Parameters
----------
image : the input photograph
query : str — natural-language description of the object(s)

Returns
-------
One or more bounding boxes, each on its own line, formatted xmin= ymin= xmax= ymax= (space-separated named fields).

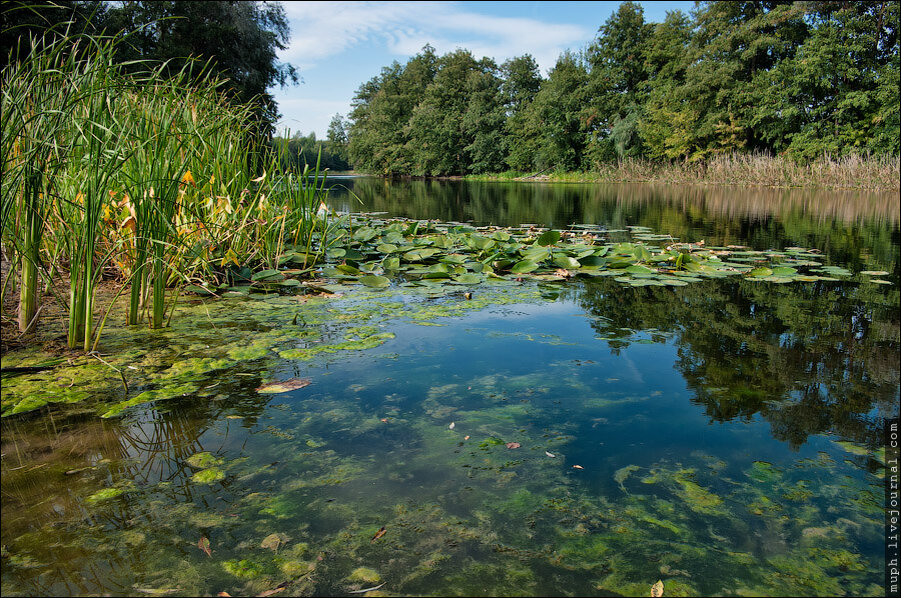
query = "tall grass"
xmin=467 ymin=153 xmax=900 ymax=191
xmin=1 ymin=31 xmax=337 ymax=350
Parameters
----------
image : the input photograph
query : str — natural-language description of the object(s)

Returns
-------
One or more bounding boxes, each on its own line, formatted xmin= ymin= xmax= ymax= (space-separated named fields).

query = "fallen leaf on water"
xmin=198 ymin=535 xmax=212 ymax=557
xmin=505 ymin=442 xmax=521 ymax=449
xmin=380 ymin=418 xmax=388 ymax=423
xmin=572 ymin=465 xmax=584 ymax=470
xmin=464 ymin=435 xmax=470 ymax=440
xmin=217 ymin=593 xmax=232 ymax=597
xmin=448 ymin=421 xmax=455 ymax=429
xmin=370 ymin=526 xmax=387 ymax=543
xmin=651 ymin=579 xmax=664 ymax=597
xmin=545 ymin=451 xmax=556 ymax=458
xmin=256 ymin=378 xmax=312 ymax=394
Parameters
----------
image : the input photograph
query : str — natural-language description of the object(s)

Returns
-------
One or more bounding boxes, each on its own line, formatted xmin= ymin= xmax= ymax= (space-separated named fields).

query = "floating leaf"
xmin=370 ymin=526 xmax=387 ymax=543
xmin=860 ymin=270 xmax=889 ymax=276
xmin=448 ymin=422 xmax=455 ymax=429
xmin=536 ymin=230 xmax=561 ymax=246
xmin=572 ymin=465 xmax=584 ymax=470
xmin=553 ymin=255 xmax=580 ymax=270
xmin=511 ymin=260 xmax=539 ymax=274
xmin=252 ymin=269 xmax=284 ymax=281
xmin=651 ymin=579 xmax=664 ymax=597
xmin=747 ymin=267 xmax=773 ymax=277
xmin=198 ymin=536 xmax=212 ymax=557
xmin=257 ymin=378 xmax=312 ymax=394
xmin=545 ymin=451 xmax=556 ymax=458
xmin=359 ymin=275 xmax=391 ymax=289
xmin=505 ymin=442 xmax=521 ymax=449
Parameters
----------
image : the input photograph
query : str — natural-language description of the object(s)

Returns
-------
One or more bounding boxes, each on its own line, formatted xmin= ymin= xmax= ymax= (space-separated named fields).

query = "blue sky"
xmin=271 ymin=1 xmax=695 ymax=138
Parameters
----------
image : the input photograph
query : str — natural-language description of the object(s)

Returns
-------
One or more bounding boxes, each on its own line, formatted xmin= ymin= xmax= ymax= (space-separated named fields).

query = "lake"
xmin=2 ymin=179 xmax=898 ymax=596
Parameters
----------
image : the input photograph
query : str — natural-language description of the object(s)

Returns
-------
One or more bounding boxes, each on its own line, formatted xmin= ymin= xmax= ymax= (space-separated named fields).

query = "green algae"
xmin=186 ymin=451 xmax=224 ymax=469
xmin=191 ymin=467 xmax=225 ymax=484
xmin=85 ymin=487 xmax=125 ymax=503
xmin=347 ymin=567 xmax=381 ymax=584
xmin=613 ymin=464 xmax=640 ymax=491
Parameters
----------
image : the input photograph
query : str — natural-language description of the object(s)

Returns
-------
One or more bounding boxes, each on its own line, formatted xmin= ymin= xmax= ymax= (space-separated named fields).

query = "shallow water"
xmin=2 ymin=181 xmax=898 ymax=596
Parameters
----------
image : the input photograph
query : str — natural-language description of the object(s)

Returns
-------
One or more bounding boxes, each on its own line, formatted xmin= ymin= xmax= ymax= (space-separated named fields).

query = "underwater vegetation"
xmin=1 ymin=210 xmax=894 ymax=595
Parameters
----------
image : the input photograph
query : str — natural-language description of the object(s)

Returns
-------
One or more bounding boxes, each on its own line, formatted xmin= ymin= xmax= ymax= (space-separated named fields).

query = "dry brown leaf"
xmin=370 ymin=526 xmax=387 ymax=543
xmin=505 ymin=442 xmax=521 ymax=449
xmin=257 ymin=378 xmax=312 ymax=394
xmin=651 ymin=579 xmax=664 ymax=597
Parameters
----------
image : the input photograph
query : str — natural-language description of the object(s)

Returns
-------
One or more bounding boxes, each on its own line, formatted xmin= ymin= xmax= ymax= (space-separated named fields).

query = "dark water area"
xmin=2 ymin=180 xmax=898 ymax=596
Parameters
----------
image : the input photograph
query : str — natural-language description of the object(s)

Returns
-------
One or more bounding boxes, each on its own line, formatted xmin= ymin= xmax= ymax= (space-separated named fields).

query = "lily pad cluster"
xmin=317 ymin=217 xmax=889 ymax=290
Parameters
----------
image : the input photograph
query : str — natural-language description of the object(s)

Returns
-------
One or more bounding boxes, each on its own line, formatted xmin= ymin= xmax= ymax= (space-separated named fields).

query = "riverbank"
xmin=463 ymin=153 xmax=900 ymax=192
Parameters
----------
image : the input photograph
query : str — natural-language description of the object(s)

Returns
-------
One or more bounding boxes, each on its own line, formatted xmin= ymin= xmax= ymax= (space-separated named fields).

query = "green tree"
xmin=525 ymin=51 xmax=590 ymax=171
xmin=639 ymin=10 xmax=696 ymax=160
xmin=348 ymin=45 xmax=438 ymax=175
xmin=753 ymin=1 xmax=899 ymax=157
xmin=102 ymin=0 xmax=298 ymax=138
xmin=1 ymin=1 xmax=106 ymax=68
xmin=584 ymin=1 xmax=654 ymax=161
xmin=326 ymin=113 xmax=349 ymax=164
xmin=501 ymin=54 xmax=543 ymax=172
xmin=407 ymin=49 xmax=505 ymax=176
xmin=679 ymin=1 xmax=808 ymax=158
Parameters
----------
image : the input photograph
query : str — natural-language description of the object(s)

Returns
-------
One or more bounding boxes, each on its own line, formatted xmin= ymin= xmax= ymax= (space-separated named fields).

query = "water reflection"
xmin=329 ymin=178 xmax=900 ymax=269
xmin=565 ymin=276 xmax=899 ymax=450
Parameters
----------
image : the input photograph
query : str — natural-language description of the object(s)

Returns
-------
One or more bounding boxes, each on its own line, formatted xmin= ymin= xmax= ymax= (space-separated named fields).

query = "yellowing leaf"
xmin=651 ymin=579 xmax=664 ymax=597
xmin=257 ymin=378 xmax=312 ymax=394
xmin=181 ymin=170 xmax=196 ymax=186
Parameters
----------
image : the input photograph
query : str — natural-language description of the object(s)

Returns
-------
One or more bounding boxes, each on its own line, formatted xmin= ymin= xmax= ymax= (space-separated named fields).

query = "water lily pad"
xmin=536 ymin=230 xmax=561 ymax=246
xmin=747 ymin=267 xmax=773 ymax=277
xmin=511 ymin=260 xmax=539 ymax=274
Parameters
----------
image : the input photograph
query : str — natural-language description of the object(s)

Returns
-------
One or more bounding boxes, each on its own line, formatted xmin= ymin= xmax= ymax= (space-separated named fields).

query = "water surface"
xmin=2 ymin=181 xmax=897 ymax=596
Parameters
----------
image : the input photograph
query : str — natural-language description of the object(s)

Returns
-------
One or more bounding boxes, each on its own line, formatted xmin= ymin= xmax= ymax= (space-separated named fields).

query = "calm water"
xmin=2 ymin=180 xmax=898 ymax=596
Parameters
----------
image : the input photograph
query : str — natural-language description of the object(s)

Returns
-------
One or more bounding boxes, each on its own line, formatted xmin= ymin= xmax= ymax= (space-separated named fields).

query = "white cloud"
xmin=277 ymin=0 xmax=591 ymax=72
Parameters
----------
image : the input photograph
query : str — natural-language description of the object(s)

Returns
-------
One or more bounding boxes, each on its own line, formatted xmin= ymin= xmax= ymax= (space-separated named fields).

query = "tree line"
xmin=345 ymin=1 xmax=899 ymax=176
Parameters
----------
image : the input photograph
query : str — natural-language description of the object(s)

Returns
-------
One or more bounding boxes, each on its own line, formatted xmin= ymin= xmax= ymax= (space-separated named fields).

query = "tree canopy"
xmin=1 ymin=0 xmax=298 ymax=137
xmin=347 ymin=1 xmax=899 ymax=175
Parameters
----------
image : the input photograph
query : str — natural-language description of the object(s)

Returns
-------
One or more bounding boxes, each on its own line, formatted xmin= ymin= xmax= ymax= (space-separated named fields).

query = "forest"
xmin=346 ymin=1 xmax=900 ymax=177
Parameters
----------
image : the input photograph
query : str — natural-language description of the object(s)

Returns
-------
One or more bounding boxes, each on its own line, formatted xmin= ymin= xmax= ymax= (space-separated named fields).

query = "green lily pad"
xmin=747 ymin=267 xmax=773 ymax=277
xmin=536 ymin=230 xmax=561 ymax=246
xmin=511 ymin=260 xmax=539 ymax=274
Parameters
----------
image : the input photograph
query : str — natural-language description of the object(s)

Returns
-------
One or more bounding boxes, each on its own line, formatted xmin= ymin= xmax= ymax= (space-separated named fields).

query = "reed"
xmin=1 ymin=30 xmax=338 ymax=350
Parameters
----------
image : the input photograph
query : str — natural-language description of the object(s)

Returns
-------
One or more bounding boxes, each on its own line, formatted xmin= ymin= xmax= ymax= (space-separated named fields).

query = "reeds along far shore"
xmin=1 ymin=31 xmax=337 ymax=350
